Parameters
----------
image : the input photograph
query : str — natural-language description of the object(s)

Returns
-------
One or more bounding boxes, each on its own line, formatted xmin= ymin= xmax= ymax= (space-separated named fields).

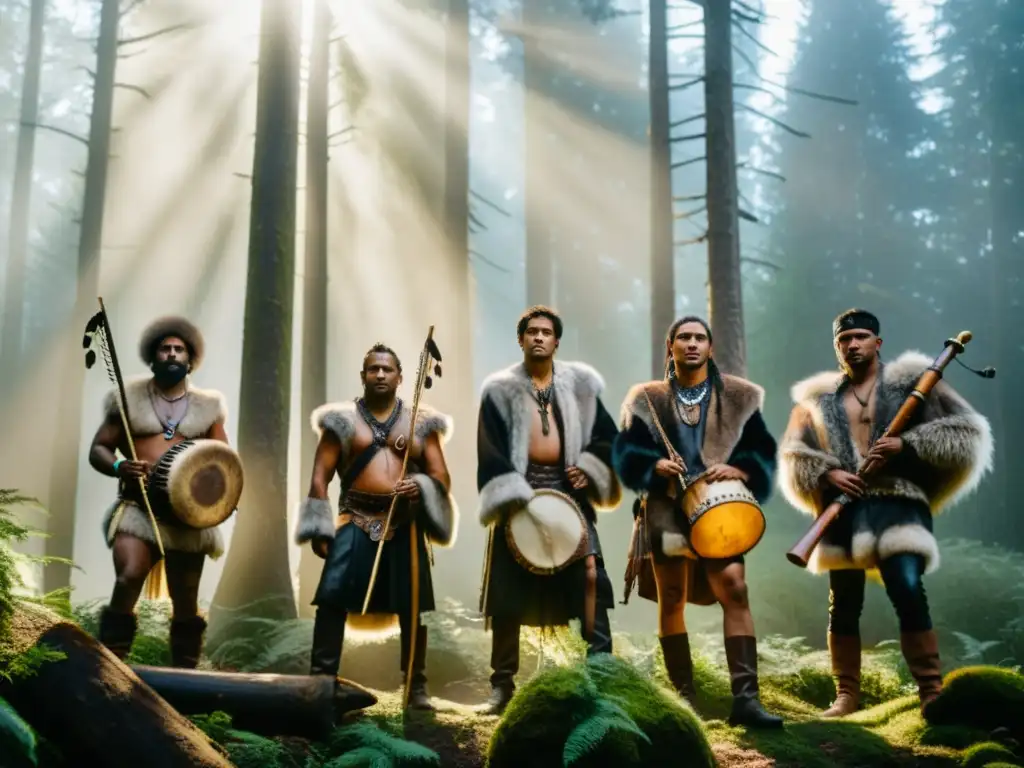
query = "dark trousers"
xmin=828 ymin=553 xmax=932 ymax=636
xmin=310 ymin=605 xmax=428 ymax=682
xmin=489 ymin=606 xmax=613 ymax=691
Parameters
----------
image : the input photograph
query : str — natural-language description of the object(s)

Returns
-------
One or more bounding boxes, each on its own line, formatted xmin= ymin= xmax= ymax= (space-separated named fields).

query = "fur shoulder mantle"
xmin=480 ymin=360 xmax=605 ymax=406
xmin=310 ymin=400 xmax=453 ymax=450
xmin=620 ymin=374 xmax=765 ymax=429
xmin=790 ymin=351 xmax=932 ymax=405
xmin=104 ymin=375 xmax=228 ymax=439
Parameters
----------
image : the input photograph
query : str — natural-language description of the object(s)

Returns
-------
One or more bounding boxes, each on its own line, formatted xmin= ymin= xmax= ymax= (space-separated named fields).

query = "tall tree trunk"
xmin=44 ymin=0 xmax=120 ymax=593
xmin=210 ymin=0 xmax=303 ymax=627
xmin=649 ymin=0 xmax=673 ymax=379
xmin=524 ymin=1 xmax=553 ymax=307
xmin=702 ymin=0 xmax=746 ymax=376
xmin=444 ymin=0 xmax=470 ymax=334
xmin=1 ymin=0 xmax=46 ymax=388
xmin=296 ymin=0 xmax=331 ymax=620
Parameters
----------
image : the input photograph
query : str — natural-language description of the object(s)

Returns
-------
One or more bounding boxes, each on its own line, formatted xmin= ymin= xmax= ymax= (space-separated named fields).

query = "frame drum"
xmin=683 ymin=474 xmax=765 ymax=560
xmin=148 ymin=439 xmax=244 ymax=529
xmin=505 ymin=489 xmax=589 ymax=576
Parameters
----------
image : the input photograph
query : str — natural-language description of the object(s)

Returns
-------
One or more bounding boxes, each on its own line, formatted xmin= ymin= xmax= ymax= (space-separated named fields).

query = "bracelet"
xmin=113 ymin=459 xmax=124 ymax=475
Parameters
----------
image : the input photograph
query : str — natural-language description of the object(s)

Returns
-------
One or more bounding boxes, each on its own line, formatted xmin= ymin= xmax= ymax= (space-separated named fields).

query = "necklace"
xmin=149 ymin=384 xmax=190 ymax=440
xmin=850 ymin=379 xmax=874 ymax=425
xmin=532 ymin=378 xmax=554 ymax=436
xmin=357 ymin=397 xmax=404 ymax=445
xmin=673 ymin=379 xmax=709 ymax=427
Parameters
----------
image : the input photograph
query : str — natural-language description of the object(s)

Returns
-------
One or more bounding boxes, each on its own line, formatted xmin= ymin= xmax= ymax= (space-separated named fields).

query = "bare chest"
xmin=842 ymin=389 xmax=875 ymax=457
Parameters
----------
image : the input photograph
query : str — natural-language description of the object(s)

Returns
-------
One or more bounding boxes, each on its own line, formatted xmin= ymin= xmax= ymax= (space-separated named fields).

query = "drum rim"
xmin=505 ymin=488 xmax=588 ymax=576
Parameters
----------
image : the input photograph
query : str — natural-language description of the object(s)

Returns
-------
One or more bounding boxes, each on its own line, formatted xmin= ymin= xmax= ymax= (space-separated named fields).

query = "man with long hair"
xmin=778 ymin=309 xmax=992 ymax=716
xmin=613 ymin=316 xmax=782 ymax=728
xmin=295 ymin=342 xmax=457 ymax=710
xmin=475 ymin=305 xmax=622 ymax=715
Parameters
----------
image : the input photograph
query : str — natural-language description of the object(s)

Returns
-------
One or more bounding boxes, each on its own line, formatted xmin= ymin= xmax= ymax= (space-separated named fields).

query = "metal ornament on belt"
xmin=368 ymin=519 xmax=385 ymax=542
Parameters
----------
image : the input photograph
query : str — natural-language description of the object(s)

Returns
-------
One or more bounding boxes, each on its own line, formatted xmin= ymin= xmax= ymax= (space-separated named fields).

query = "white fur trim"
xmin=294 ymin=497 xmax=334 ymax=544
xmin=777 ymin=438 xmax=841 ymax=517
xmin=478 ymin=471 xmax=534 ymax=526
xmin=479 ymin=361 xmax=605 ymax=474
xmin=877 ymin=523 xmax=940 ymax=574
xmin=805 ymin=524 xmax=940 ymax=574
xmin=576 ymin=451 xmax=622 ymax=511
xmin=410 ymin=473 xmax=459 ymax=547
xmin=104 ymin=376 xmax=227 ymax=438
xmin=102 ymin=500 xmax=225 ymax=558
xmin=661 ymin=531 xmax=693 ymax=558
xmin=309 ymin=400 xmax=452 ymax=456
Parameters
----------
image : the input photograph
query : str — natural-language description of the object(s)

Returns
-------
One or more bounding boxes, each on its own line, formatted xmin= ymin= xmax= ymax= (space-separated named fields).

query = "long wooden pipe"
xmin=786 ymin=331 xmax=973 ymax=568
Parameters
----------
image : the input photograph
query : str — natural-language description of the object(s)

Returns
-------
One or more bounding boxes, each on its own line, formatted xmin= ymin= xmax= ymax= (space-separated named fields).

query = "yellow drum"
xmin=683 ymin=475 xmax=765 ymax=559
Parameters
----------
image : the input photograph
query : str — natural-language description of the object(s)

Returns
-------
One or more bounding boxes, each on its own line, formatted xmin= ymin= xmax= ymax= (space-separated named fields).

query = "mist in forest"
xmin=0 ymin=0 xmax=1020 ymax=654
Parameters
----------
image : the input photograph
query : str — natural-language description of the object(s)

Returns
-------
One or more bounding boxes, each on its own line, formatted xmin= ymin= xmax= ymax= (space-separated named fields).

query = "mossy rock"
xmin=925 ymin=666 xmax=1024 ymax=738
xmin=981 ymin=763 xmax=1023 ymax=768
xmin=487 ymin=654 xmax=714 ymax=768
xmin=961 ymin=741 xmax=1020 ymax=768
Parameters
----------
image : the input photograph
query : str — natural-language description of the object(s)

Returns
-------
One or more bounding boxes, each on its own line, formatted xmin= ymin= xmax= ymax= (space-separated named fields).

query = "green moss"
xmin=925 ymin=666 xmax=1024 ymax=737
xmin=960 ymin=742 xmax=1019 ymax=768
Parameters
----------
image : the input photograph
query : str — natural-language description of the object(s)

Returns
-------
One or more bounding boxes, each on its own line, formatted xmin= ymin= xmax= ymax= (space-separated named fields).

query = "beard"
xmin=153 ymin=359 xmax=188 ymax=387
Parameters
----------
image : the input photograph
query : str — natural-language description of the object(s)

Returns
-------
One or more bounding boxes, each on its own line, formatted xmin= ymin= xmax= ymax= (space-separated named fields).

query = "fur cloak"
xmin=475 ymin=360 xmax=622 ymax=527
xmin=293 ymin=400 xmax=458 ymax=548
xmin=101 ymin=375 xmax=229 ymax=557
xmin=614 ymin=373 xmax=777 ymax=561
xmin=778 ymin=350 xmax=994 ymax=574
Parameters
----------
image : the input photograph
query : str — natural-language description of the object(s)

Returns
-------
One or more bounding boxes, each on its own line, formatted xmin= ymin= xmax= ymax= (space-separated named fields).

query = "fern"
xmin=562 ymin=698 xmax=650 ymax=767
xmin=326 ymin=747 xmax=394 ymax=768
xmin=328 ymin=720 xmax=440 ymax=765
xmin=0 ymin=694 xmax=37 ymax=767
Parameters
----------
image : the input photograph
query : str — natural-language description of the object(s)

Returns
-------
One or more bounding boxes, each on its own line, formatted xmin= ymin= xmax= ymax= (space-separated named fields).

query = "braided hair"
xmin=664 ymin=315 xmax=724 ymax=423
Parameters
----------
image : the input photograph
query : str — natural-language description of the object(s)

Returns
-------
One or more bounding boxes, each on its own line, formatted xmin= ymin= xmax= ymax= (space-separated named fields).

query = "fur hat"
xmin=138 ymin=316 xmax=205 ymax=372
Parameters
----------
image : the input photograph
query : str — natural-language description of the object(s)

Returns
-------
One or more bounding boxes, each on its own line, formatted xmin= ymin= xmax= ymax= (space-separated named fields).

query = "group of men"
xmin=88 ymin=305 xmax=992 ymax=729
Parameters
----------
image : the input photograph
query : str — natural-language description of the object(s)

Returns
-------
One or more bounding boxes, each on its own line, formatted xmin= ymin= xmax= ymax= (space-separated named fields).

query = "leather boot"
xmin=659 ymin=633 xmax=697 ymax=708
xmin=822 ymin=633 xmax=861 ymax=717
xmin=169 ymin=615 xmax=207 ymax=669
xmin=310 ymin=605 xmax=347 ymax=677
xmin=98 ymin=606 xmax=137 ymax=660
xmin=482 ymin=618 xmax=519 ymax=715
xmin=725 ymin=636 xmax=784 ymax=729
xmin=901 ymin=629 xmax=942 ymax=711
xmin=401 ymin=624 xmax=434 ymax=711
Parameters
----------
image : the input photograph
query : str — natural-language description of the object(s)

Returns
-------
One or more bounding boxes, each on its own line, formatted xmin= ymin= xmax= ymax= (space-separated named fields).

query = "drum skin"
xmin=683 ymin=475 xmax=765 ymax=560
xmin=505 ymin=489 xmax=589 ymax=576
xmin=148 ymin=439 xmax=244 ymax=529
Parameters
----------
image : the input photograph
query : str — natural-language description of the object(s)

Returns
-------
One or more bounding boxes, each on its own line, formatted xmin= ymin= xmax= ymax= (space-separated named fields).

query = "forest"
xmin=0 ymin=0 xmax=1022 ymax=766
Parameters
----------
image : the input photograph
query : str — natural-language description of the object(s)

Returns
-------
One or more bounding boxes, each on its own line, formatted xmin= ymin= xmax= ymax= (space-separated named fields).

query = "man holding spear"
xmin=295 ymin=340 xmax=457 ymax=710
xmin=778 ymin=309 xmax=993 ymax=716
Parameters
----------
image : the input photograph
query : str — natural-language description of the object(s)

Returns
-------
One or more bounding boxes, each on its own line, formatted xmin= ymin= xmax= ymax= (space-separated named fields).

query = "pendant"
xmin=164 ymin=420 xmax=178 ymax=440
xmin=539 ymin=405 xmax=550 ymax=436
xmin=681 ymin=404 xmax=700 ymax=426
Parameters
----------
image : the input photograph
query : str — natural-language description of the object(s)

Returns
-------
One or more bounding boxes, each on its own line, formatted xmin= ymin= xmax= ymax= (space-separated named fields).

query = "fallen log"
xmin=132 ymin=665 xmax=378 ymax=740
xmin=2 ymin=607 xmax=232 ymax=768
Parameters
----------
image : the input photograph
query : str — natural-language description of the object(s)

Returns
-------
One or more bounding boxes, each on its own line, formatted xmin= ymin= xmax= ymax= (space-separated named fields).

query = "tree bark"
xmin=131 ymin=665 xmax=377 ymax=740
xmin=44 ymin=0 xmax=121 ymax=593
xmin=649 ymin=0 xmax=673 ymax=379
xmin=3 ymin=617 xmax=231 ymax=768
xmin=524 ymin=1 xmax=554 ymax=307
xmin=702 ymin=0 xmax=746 ymax=376
xmin=210 ymin=0 xmax=303 ymax=626
xmin=296 ymin=0 xmax=331 ymax=620
xmin=1 ymin=0 xmax=46 ymax=388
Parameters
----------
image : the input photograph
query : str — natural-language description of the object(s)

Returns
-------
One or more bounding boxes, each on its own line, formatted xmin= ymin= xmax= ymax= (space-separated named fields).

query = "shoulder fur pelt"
xmin=310 ymin=400 xmax=453 ymax=454
xmin=103 ymin=376 xmax=227 ymax=438
xmin=779 ymin=350 xmax=993 ymax=519
xmin=480 ymin=360 xmax=604 ymax=472
xmin=619 ymin=373 xmax=765 ymax=467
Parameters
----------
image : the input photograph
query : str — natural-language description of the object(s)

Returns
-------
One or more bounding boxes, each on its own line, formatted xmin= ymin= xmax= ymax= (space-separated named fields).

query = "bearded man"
xmin=89 ymin=316 xmax=229 ymax=667
xmin=778 ymin=308 xmax=993 ymax=715
xmin=476 ymin=305 xmax=622 ymax=715
xmin=295 ymin=343 xmax=457 ymax=710
xmin=613 ymin=316 xmax=783 ymax=728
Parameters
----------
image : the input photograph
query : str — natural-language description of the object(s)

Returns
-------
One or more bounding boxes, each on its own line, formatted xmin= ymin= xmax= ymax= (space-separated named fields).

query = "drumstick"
xmin=402 ymin=519 xmax=420 ymax=709
xmin=641 ymin=387 xmax=689 ymax=497
xmin=479 ymin=525 xmax=494 ymax=632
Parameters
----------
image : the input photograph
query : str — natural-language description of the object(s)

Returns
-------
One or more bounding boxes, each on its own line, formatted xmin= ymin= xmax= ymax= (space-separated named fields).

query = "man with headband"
xmin=87 ymin=316 xmax=231 ymax=667
xmin=778 ymin=308 xmax=993 ymax=716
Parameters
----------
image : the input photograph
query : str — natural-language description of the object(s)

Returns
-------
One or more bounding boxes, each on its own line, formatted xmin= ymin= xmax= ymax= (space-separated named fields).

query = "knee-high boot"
xmin=725 ymin=636 xmax=784 ymax=729
xmin=98 ymin=606 xmax=138 ymax=661
xmin=658 ymin=633 xmax=697 ymax=708
xmin=169 ymin=615 xmax=208 ymax=669
xmin=822 ymin=633 xmax=861 ymax=717
xmin=310 ymin=605 xmax=347 ymax=677
xmin=901 ymin=629 xmax=942 ymax=711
